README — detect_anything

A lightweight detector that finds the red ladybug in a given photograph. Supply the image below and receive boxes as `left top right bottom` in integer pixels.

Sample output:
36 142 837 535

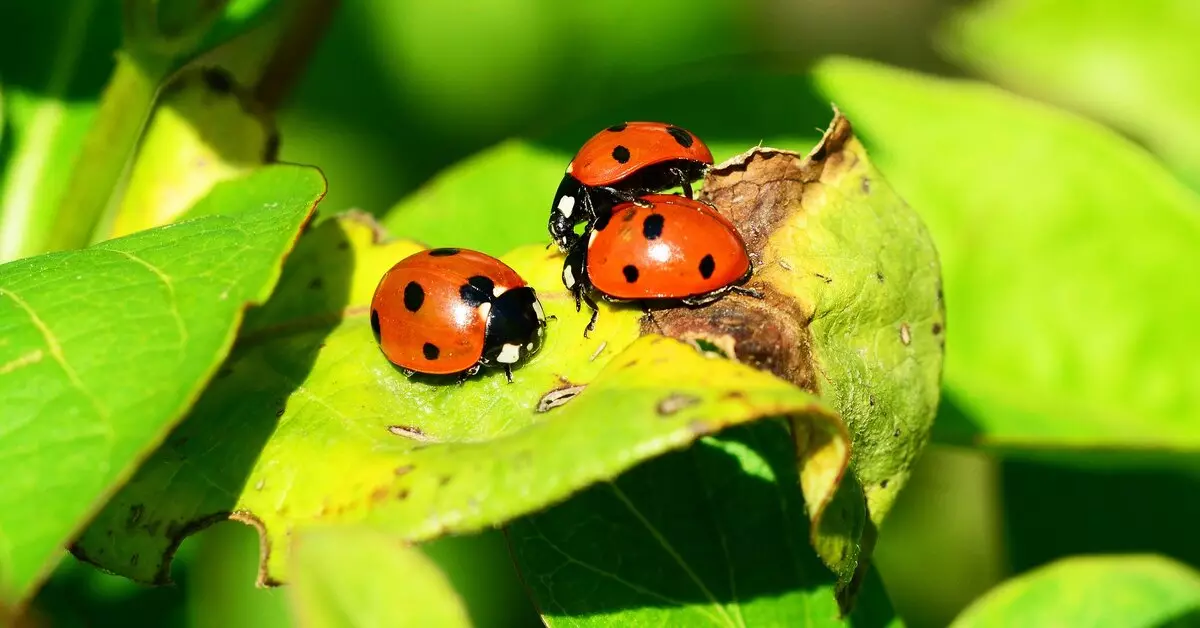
549 122 714 252
371 247 547 383
561 194 759 336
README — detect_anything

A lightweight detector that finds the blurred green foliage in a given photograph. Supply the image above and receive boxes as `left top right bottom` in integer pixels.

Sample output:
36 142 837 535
3 0 1200 626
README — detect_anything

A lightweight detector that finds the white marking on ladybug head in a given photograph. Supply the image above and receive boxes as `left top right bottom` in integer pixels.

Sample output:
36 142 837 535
562 264 576 289
588 229 598 246
557 195 576 218
492 284 506 297
532 300 545 322
566 162 575 174
478 302 492 320
497 343 521 364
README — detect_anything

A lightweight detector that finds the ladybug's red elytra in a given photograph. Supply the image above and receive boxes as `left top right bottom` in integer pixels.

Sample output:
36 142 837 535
562 194 759 336
370 248 548 383
549 122 714 252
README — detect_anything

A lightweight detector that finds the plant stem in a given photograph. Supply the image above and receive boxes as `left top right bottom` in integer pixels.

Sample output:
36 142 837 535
43 51 168 253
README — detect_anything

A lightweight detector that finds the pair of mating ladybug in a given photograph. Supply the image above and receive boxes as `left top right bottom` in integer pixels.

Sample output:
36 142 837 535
371 122 755 383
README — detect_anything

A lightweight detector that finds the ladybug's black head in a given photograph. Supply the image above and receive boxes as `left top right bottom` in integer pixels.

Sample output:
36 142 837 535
480 287 546 368
549 175 588 252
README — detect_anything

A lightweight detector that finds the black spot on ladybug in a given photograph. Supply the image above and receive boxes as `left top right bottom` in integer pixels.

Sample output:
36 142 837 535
642 214 665 240
666 126 693 148
469 275 495 294
699 254 716 279
623 265 639 283
403 281 424 312
460 275 495 306
607 123 627 132
612 145 631 164
429 247 460 257
423 343 440 360
370 309 381 343
201 68 233 94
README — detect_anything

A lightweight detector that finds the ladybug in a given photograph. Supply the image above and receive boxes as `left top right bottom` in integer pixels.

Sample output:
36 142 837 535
561 194 759 336
370 247 548 383
548 122 714 252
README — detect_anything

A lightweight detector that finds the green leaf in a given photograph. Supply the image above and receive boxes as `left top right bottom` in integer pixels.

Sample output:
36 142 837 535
72 212 851 593
940 0 1200 191
383 140 568 252
287 526 471 628
813 56 1200 452
950 555 1200 627
507 420 901 627
0 1 120 261
0 164 325 604
106 67 276 238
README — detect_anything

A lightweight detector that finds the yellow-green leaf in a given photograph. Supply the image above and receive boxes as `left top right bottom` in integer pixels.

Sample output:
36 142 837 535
71 213 849 594
106 67 276 238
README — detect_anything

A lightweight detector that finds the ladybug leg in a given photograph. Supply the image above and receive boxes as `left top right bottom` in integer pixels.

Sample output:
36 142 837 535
504 364 514 384
582 296 600 338
455 364 481 386
669 166 694 199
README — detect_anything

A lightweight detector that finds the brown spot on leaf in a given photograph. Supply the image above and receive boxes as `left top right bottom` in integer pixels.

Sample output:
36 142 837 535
815 273 832 284
644 289 817 391
395 464 415 476
893 428 901 438
861 177 871 194
880 479 889 489
337 240 349 250
389 425 433 442
370 486 389 502
397 489 410 500
900 323 912 346
688 420 717 436
537 384 587 413
439 475 452 487
932 322 943 335
721 390 747 401
656 393 701 416
876 271 885 283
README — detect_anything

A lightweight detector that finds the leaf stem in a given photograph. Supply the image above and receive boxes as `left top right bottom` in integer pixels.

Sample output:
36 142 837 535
43 51 169 253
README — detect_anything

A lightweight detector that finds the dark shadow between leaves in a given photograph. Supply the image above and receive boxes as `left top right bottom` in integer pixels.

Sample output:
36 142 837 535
1157 607 1200 628
67 218 356 586
506 420 898 626
1002 457 1200 575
